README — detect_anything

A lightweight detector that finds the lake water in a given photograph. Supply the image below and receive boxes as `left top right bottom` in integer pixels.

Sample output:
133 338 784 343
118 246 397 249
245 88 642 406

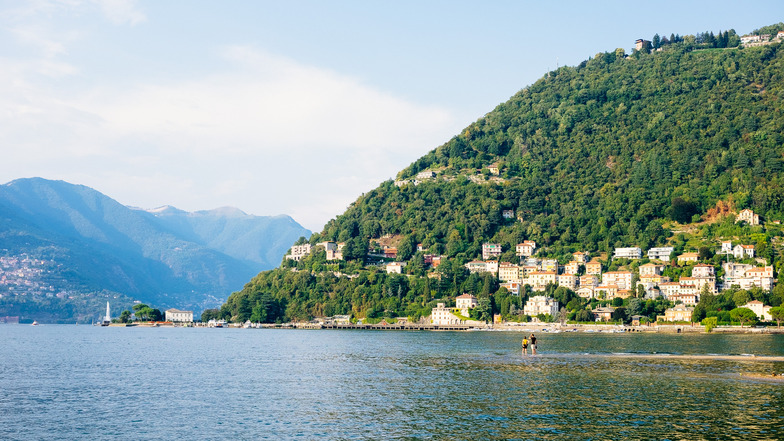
1 326 783 440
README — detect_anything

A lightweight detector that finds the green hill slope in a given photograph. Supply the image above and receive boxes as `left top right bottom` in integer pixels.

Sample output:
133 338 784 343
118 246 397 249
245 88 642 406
219 26 784 323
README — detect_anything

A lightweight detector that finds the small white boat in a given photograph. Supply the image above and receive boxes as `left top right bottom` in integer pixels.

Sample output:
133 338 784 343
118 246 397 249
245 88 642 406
31 321 39 326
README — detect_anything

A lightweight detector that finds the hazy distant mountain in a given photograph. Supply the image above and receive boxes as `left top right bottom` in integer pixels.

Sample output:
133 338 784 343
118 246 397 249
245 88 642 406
0 178 310 321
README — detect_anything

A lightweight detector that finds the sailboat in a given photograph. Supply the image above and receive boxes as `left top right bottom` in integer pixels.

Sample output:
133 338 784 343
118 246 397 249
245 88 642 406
101 302 111 326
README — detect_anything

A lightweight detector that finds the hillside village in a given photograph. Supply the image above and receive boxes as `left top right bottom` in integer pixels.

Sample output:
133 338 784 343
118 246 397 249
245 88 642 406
286 206 780 326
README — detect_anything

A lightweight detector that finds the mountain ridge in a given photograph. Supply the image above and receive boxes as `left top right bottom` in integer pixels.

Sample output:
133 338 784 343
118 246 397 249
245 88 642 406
0 177 310 322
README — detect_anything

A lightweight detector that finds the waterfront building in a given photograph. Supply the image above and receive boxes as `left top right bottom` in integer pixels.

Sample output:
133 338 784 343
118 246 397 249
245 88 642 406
523 296 559 318
592 306 615 322
165 308 193 323
663 304 694 322
431 303 462 325
741 300 772 321
456 294 478 316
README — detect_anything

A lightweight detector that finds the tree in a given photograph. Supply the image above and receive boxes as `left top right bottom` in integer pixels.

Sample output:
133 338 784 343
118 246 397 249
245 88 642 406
702 316 718 332
200 309 220 322
669 197 698 223
652 33 661 49
769 306 784 328
732 290 752 308
729 307 757 328
611 307 627 323
475 297 492 323
119 310 131 323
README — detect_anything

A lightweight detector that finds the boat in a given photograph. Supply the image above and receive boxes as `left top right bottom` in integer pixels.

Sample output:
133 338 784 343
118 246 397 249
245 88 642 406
31 321 39 326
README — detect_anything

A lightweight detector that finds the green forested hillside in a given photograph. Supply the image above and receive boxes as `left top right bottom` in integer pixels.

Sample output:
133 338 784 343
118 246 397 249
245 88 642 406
219 27 784 324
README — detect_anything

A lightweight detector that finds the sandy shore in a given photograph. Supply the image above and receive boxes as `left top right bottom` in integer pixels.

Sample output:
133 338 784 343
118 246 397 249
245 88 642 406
542 352 784 362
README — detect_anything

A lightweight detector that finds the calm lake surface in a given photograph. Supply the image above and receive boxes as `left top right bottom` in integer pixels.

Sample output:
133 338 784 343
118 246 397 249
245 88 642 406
1 326 783 440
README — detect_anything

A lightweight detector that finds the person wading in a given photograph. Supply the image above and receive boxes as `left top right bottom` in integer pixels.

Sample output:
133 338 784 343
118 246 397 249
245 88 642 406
522 337 529 356
530 333 537 355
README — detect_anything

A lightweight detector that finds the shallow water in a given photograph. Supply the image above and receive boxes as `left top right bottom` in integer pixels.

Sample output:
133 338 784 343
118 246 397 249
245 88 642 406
1 326 782 439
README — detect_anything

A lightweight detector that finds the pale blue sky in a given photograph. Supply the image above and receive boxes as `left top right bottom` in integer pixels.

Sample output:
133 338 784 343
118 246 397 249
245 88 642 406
1 1 781 230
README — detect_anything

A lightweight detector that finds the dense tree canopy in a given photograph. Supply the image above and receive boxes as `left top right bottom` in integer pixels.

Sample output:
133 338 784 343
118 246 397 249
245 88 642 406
221 28 784 323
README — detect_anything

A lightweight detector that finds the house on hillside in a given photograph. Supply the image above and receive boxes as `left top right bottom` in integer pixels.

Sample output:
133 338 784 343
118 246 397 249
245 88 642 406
573 251 589 264
482 243 503 260
732 244 755 260
639 263 664 277
516 241 536 257
385 262 404 274
564 261 580 275
456 293 478 316
677 252 699 264
585 260 602 275
647 247 674 262
613 247 642 259
502 209 514 219
736 208 760 225
286 243 313 261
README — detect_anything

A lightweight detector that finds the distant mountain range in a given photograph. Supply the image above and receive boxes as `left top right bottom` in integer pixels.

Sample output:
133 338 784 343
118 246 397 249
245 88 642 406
0 178 310 321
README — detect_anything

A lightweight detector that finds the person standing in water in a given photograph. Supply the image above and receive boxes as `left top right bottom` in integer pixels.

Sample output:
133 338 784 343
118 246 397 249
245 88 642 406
522 336 529 356
530 333 537 355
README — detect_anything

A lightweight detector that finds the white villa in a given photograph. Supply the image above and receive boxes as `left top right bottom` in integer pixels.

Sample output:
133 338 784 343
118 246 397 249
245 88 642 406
165 308 193 323
523 296 559 318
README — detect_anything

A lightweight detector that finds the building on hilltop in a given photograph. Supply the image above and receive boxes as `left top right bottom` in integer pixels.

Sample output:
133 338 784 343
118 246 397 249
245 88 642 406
286 243 312 261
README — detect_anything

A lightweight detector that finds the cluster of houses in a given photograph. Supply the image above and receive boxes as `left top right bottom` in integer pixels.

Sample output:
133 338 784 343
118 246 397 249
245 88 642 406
462 237 773 307
287 241 346 262
740 31 784 47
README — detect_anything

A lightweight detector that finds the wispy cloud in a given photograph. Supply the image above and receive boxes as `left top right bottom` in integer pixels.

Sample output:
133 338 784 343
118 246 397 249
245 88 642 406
0 41 460 230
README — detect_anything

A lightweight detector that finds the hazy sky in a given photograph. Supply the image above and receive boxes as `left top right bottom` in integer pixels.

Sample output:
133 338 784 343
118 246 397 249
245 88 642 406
1 1 781 230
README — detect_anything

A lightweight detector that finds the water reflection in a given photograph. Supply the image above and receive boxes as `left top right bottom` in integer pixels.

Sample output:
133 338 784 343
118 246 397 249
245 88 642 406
0 327 781 439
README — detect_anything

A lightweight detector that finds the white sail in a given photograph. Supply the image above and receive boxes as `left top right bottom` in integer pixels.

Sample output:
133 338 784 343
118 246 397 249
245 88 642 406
105 302 111 323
